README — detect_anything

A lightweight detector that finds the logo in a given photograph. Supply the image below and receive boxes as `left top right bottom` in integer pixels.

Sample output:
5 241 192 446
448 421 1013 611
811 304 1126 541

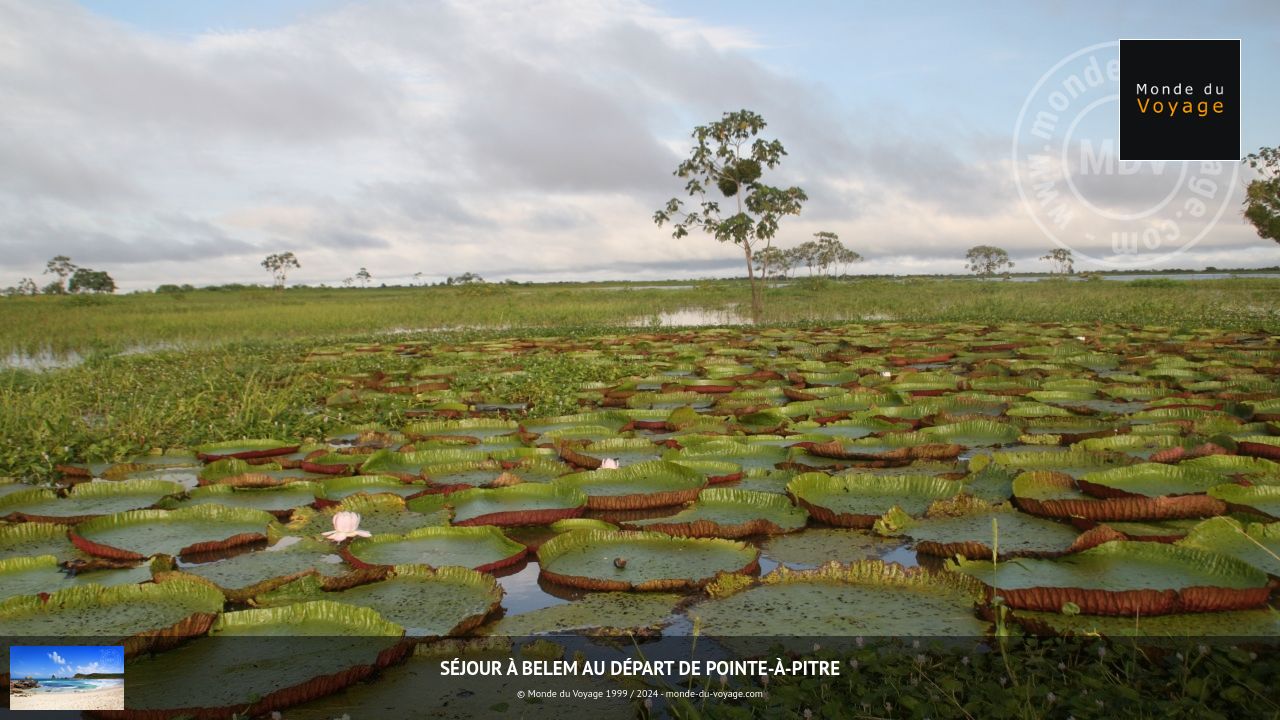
1012 41 1239 267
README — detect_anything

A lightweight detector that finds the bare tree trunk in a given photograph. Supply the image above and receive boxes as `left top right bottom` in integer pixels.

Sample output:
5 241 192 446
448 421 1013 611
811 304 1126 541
743 244 762 323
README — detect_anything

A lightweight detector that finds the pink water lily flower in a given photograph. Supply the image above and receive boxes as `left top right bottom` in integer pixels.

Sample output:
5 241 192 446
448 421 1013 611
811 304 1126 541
322 511 372 542
601 458 620 469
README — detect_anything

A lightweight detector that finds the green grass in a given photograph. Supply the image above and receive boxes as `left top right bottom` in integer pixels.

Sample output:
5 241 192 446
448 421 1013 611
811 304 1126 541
2 277 1278 358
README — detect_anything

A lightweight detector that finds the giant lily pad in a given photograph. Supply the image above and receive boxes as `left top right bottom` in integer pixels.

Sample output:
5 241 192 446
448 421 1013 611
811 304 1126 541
254 565 501 637
408 483 587 526
118 601 405 717
290 494 450 537
0 522 76 562
194 439 301 461
1078 463 1223 498
786 472 962 528
761 529 901 569
322 475 429 500
0 554 152 602
71 505 279 561
879 501 1089 559
620 488 808 538
0 480 184 523
1209 483 1280 519
917 420 1020 446
1177 516 1280 576
169 481 324 517
553 460 707 510
537 530 759 591
161 537 350 601
949 540 1272 615
489 592 684 636
0 576 224 651
688 561 987 638
344 526 526 573
1013 470 1226 521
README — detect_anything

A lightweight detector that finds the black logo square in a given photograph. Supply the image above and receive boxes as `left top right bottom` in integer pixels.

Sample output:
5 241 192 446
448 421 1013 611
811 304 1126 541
1119 39 1240 161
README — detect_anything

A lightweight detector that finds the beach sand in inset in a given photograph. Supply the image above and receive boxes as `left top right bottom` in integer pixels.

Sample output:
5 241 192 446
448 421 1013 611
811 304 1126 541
9 685 125 711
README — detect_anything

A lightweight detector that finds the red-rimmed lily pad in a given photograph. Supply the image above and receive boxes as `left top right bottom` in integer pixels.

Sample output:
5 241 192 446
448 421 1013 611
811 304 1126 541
688 560 987 639
553 460 707 510
253 564 501 637
407 483 587 526
0 522 75 561
0 555 152 602
71 505 279 561
537 529 759 591
949 540 1272 615
619 488 808 538
875 501 1095 559
169 481 325 518
0 480 185 523
1209 483 1280 519
108 600 406 719
157 537 350 602
194 439 301 462
321 475 429 500
786 472 962 528
1176 516 1280 577
343 526 526 573
1013 470 1226 521
0 575 224 652
1077 463 1223 498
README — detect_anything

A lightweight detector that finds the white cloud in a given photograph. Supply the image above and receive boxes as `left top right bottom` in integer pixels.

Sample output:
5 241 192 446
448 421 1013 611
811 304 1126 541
47 651 65 665
0 0 1271 292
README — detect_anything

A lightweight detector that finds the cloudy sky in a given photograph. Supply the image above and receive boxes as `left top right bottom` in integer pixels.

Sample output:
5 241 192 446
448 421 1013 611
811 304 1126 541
2 0 1278 290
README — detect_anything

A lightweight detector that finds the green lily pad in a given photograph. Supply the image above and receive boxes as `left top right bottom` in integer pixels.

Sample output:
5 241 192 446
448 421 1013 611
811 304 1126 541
169 537 349 600
1177 517 1280 576
0 575 224 639
0 480 184 522
688 561 987 638
950 540 1271 615
120 601 403 714
786 472 962 528
0 555 152 602
1209 484 1280 519
537 529 758 591
194 439 301 461
345 526 526 573
620 488 808 537
917 420 1020 446
761 529 902 569
0 522 77 562
255 565 501 637
553 460 707 510
883 503 1084 559
72 505 279 560
172 481 324 514
488 592 683 636
290 494 450 537
408 483 587 526
1079 463 1223 497
322 474 429 500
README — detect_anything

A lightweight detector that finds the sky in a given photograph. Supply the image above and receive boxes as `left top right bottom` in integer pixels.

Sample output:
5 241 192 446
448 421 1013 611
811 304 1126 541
1 0 1278 291
10 645 124 678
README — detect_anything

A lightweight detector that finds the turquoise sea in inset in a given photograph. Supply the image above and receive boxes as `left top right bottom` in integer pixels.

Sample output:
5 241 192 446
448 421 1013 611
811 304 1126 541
18 678 123 693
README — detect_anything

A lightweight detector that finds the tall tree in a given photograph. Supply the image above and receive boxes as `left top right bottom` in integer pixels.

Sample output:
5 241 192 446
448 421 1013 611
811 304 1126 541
654 110 807 322
1039 248 1074 274
43 255 77 294
355 267 372 288
261 252 300 290
68 268 116 294
1243 147 1280 244
965 245 1014 277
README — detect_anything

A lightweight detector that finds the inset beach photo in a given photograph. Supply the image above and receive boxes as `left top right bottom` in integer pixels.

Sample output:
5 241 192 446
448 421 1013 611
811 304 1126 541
8 646 124 711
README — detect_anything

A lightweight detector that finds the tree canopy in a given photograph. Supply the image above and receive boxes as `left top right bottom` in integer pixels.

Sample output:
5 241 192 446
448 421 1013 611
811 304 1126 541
654 109 807 321
1243 147 1280 244
965 245 1014 277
